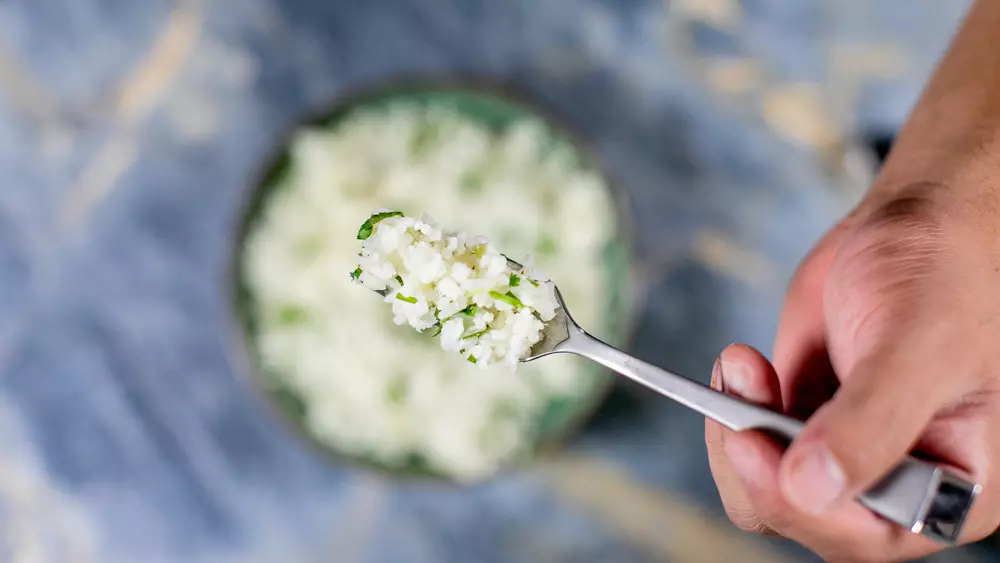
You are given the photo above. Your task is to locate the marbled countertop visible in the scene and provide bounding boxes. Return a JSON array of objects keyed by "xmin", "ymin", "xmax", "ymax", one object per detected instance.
[{"xmin": 0, "ymin": 1, "xmax": 990, "ymax": 561}]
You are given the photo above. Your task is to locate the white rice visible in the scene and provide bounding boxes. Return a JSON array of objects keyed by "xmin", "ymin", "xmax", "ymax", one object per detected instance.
[
  {"xmin": 243, "ymin": 101, "xmax": 617, "ymax": 480},
  {"xmin": 353, "ymin": 212, "xmax": 559, "ymax": 369}
]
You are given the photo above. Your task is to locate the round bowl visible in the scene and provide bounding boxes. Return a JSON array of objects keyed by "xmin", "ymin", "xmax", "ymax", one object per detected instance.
[{"xmin": 227, "ymin": 75, "xmax": 637, "ymax": 481}]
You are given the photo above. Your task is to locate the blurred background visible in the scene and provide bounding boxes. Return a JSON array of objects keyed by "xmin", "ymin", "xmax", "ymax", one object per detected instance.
[{"xmin": 0, "ymin": 0, "xmax": 994, "ymax": 561}]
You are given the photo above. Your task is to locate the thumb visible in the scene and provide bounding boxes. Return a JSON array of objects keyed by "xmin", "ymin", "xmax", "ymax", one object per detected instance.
[{"xmin": 778, "ymin": 346, "xmax": 963, "ymax": 516}]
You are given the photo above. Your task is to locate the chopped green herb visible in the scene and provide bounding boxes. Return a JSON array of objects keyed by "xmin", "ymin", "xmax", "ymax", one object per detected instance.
[
  {"xmin": 462, "ymin": 328, "xmax": 489, "ymax": 340},
  {"xmin": 299, "ymin": 236, "xmax": 325, "ymax": 257},
  {"xmin": 489, "ymin": 291, "xmax": 524, "ymax": 310},
  {"xmin": 509, "ymin": 274, "xmax": 520, "ymax": 287},
  {"xmin": 410, "ymin": 123, "xmax": 439, "ymax": 157},
  {"xmin": 386, "ymin": 377, "xmax": 408, "ymax": 404},
  {"xmin": 468, "ymin": 355, "xmax": 478, "ymax": 364},
  {"xmin": 350, "ymin": 267, "xmax": 362, "ymax": 280},
  {"xmin": 278, "ymin": 305, "xmax": 308, "ymax": 325},
  {"xmin": 441, "ymin": 304, "xmax": 477, "ymax": 323},
  {"xmin": 528, "ymin": 278, "xmax": 539, "ymax": 287},
  {"xmin": 395, "ymin": 275, "xmax": 404, "ymax": 285},
  {"xmin": 537, "ymin": 234, "xmax": 557, "ymax": 255},
  {"xmin": 357, "ymin": 211, "xmax": 404, "ymax": 240},
  {"xmin": 396, "ymin": 294, "xmax": 418, "ymax": 304},
  {"xmin": 431, "ymin": 323, "xmax": 443, "ymax": 337},
  {"xmin": 460, "ymin": 168, "xmax": 485, "ymax": 193}
]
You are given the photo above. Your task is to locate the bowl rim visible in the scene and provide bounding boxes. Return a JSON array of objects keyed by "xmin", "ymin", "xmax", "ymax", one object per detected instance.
[{"xmin": 221, "ymin": 72, "xmax": 642, "ymax": 485}]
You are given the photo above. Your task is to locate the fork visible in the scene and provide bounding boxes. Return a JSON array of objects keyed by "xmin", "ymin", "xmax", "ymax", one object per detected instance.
[{"xmin": 369, "ymin": 267, "xmax": 979, "ymax": 544}]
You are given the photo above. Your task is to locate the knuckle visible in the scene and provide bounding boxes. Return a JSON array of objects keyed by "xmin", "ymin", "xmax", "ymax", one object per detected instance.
[
  {"xmin": 722, "ymin": 504, "xmax": 772, "ymax": 535},
  {"xmin": 752, "ymin": 506, "xmax": 794, "ymax": 534},
  {"xmin": 848, "ymin": 182, "xmax": 950, "ymax": 267},
  {"xmin": 826, "ymin": 186, "xmax": 953, "ymax": 348},
  {"xmin": 861, "ymin": 182, "xmax": 946, "ymax": 231},
  {"xmin": 732, "ymin": 495, "xmax": 795, "ymax": 534}
]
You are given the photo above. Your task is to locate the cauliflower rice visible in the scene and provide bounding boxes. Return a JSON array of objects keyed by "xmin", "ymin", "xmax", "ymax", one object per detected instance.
[
  {"xmin": 353, "ymin": 212, "xmax": 559, "ymax": 369},
  {"xmin": 242, "ymin": 98, "xmax": 618, "ymax": 480}
]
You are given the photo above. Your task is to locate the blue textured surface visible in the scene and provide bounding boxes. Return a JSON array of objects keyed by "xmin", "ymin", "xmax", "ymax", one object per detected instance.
[{"xmin": 0, "ymin": 0, "xmax": 990, "ymax": 561}]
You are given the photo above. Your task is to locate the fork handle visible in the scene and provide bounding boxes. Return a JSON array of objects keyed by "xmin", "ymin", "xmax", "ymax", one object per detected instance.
[{"xmin": 566, "ymin": 330, "xmax": 980, "ymax": 544}]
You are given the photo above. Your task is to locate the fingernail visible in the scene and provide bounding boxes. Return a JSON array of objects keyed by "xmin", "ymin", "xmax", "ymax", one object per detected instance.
[
  {"xmin": 782, "ymin": 445, "xmax": 846, "ymax": 515},
  {"xmin": 724, "ymin": 437, "xmax": 762, "ymax": 489},
  {"xmin": 710, "ymin": 358, "xmax": 724, "ymax": 391},
  {"xmin": 720, "ymin": 359, "xmax": 750, "ymax": 396}
]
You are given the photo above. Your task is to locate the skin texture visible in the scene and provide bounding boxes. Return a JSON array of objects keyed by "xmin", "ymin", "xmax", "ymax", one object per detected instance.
[{"xmin": 706, "ymin": 1, "xmax": 1000, "ymax": 560}]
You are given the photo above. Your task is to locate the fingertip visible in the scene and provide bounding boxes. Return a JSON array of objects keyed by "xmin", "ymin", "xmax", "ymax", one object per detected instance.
[
  {"xmin": 718, "ymin": 344, "xmax": 783, "ymax": 408},
  {"xmin": 778, "ymin": 442, "xmax": 848, "ymax": 516}
]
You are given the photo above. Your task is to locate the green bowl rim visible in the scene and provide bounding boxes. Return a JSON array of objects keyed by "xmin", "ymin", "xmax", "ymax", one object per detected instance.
[{"xmin": 222, "ymin": 72, "xmax": 642, "ymax": 484}]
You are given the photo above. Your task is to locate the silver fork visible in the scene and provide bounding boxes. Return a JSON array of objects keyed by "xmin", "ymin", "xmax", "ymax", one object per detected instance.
[
  {"xmin": 367, "ymin": 266, "xmax": 979, "ymax": 544},
  {"xmin": 527, "ymin": 285, "xmax": 979, "ymax": 545}
]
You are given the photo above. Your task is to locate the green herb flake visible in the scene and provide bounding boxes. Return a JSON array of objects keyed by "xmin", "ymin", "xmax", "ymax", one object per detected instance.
[
  {"xmin": 462, "ymin": 328, "xmax": 489, "ymax": 340},
  {"xmin": 460, "ymin": 168, "xmax": 485, "ymax": 194},
  {"xmin": 386, "ymin": 378, "xmax": 408, "ymax": 404},
  {"xmin": 394, "ymin": 275, "xmax": 404, "ymax": 286},
  {"xmin": 468, "ymin": 355, "xmax": 478, "ymax": 364},
  {"xmin": 431, "ymin": 323, "xmax": 443, "ymax": 337},
  {"xmin": 299, "ymin": 236, "xmax": 325, "ymax": 257},
  {"xmin": 509, "ymin": 274, "xmax": 520, "ymax": 287},
  {"xmin": 278, "ymin": 305, "xmax": 308, "ymax": 325},
  {"xmin": 350, "ymin": 267, "xmax": 362, "ymax": 280},
  {"xmin": 536, "ymin": 234, "xmax": 557, "ymax": 255},
  {"xmin": 489, "ymin": 291, "xmax": 524, "ymax": 310},
  {"xmin": 357, "ymin": 211, "xmax": 404, "ymax": 240},
  {"xmin": 442, "ymin": 304, "xmax": 477, "ymax": 323},
  {"xmin": 528, "ymin": 278, "xmax": 539, "ymax": 287},
  {"xmin": 410, "ymin": 123, "xmax": 439, "ymax": 157},
  {"xmin": 396, "ymin": 294, "xmax": 418, "ymax": 304}
]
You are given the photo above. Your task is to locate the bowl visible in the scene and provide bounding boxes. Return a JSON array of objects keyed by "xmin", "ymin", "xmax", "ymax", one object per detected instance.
[{"xmin": 227, "ymin": 76, "xmax": 636, "ymax": 481}]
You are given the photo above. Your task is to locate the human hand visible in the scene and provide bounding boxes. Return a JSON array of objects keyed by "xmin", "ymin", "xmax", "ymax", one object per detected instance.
[{"xmin": 705, "ymin": 183, "xmax": 1000, "ymax": 561}]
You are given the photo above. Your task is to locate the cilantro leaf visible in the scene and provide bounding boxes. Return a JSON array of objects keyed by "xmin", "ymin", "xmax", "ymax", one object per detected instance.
[
  {"xmin": 357, "ymin": 211, "xmax": 403, "ymax": 240},
  {"xmin": 462, "ymin": 328, "xmax": 489, "ymax": 340},
  {"xmin": 442, "ymin": 304, "xmax": 477, "ymax": 323},
  {"xmin": 489, "ymin": 290, "xmax": 524, "ymax": 310},
  {"xmin": 278, "ymin": 305, "xmax": 308, "ymax": 325}
]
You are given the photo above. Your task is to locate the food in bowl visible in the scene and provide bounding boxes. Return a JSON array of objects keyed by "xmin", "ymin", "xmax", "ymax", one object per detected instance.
[{"xmin": 239, "ymin": 91, "xmax": 623, "ymax": 480}]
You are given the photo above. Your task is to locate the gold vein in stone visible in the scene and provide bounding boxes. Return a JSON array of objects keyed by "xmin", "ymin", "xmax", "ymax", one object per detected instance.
[
  {"xmin": 0, "ymin": 51, "xmax": 61, "ymax": 123},
  {"xmin": 62, "ymin": 0, "xmax": 204, "ymax": 230},
  {"xmin": 114, "ymin": 0, "xmax": 203, "ymax": 123}
]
